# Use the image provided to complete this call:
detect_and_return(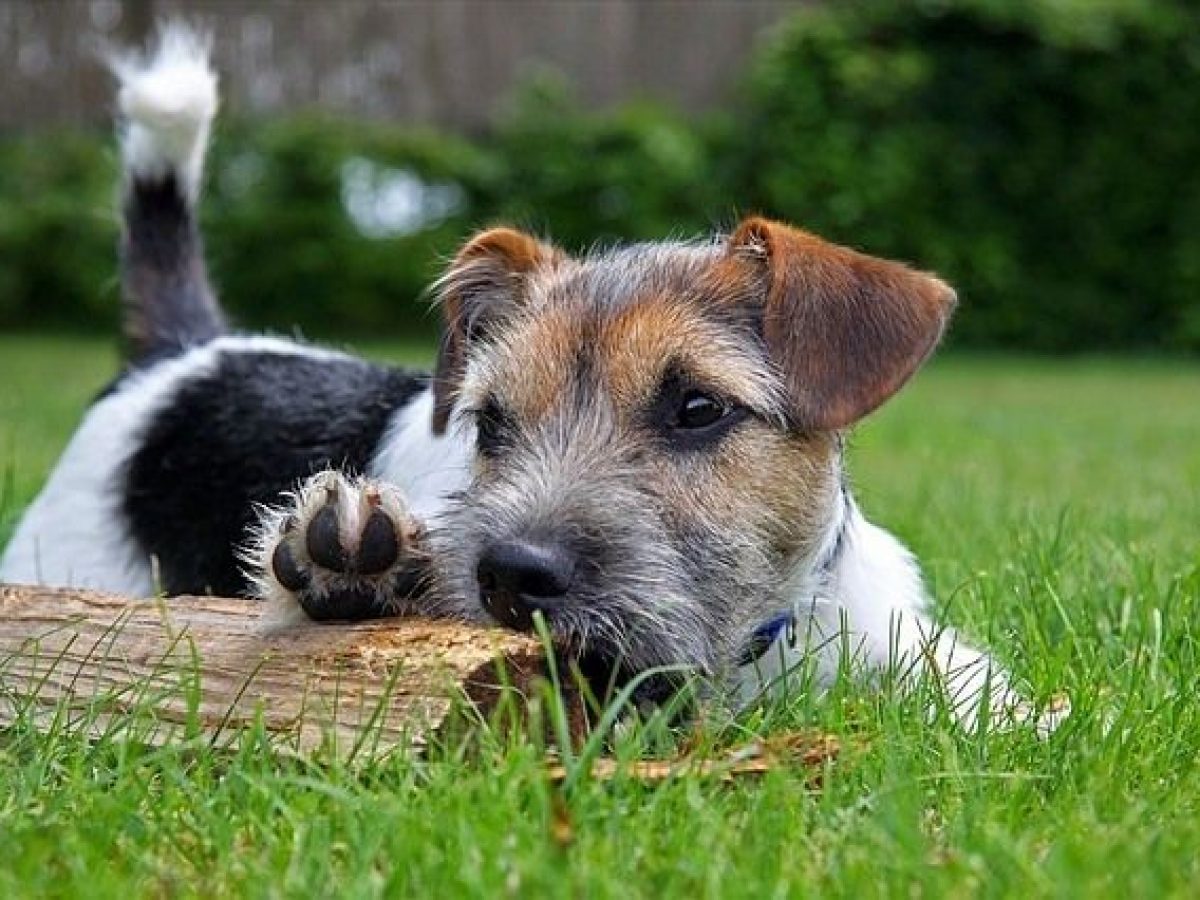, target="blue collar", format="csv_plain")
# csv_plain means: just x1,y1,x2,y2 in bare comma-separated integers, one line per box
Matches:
737,612,793,666
737,497,849,668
